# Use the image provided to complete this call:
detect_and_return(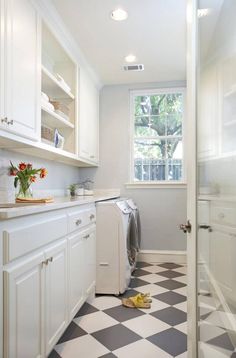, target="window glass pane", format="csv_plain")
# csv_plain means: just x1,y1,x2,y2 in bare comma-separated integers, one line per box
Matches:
134,115,167,137
167,139,182,159
134,139,166,181
134,139,166,159
167,114,182,136
168,159,182,181
135,96,151,116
